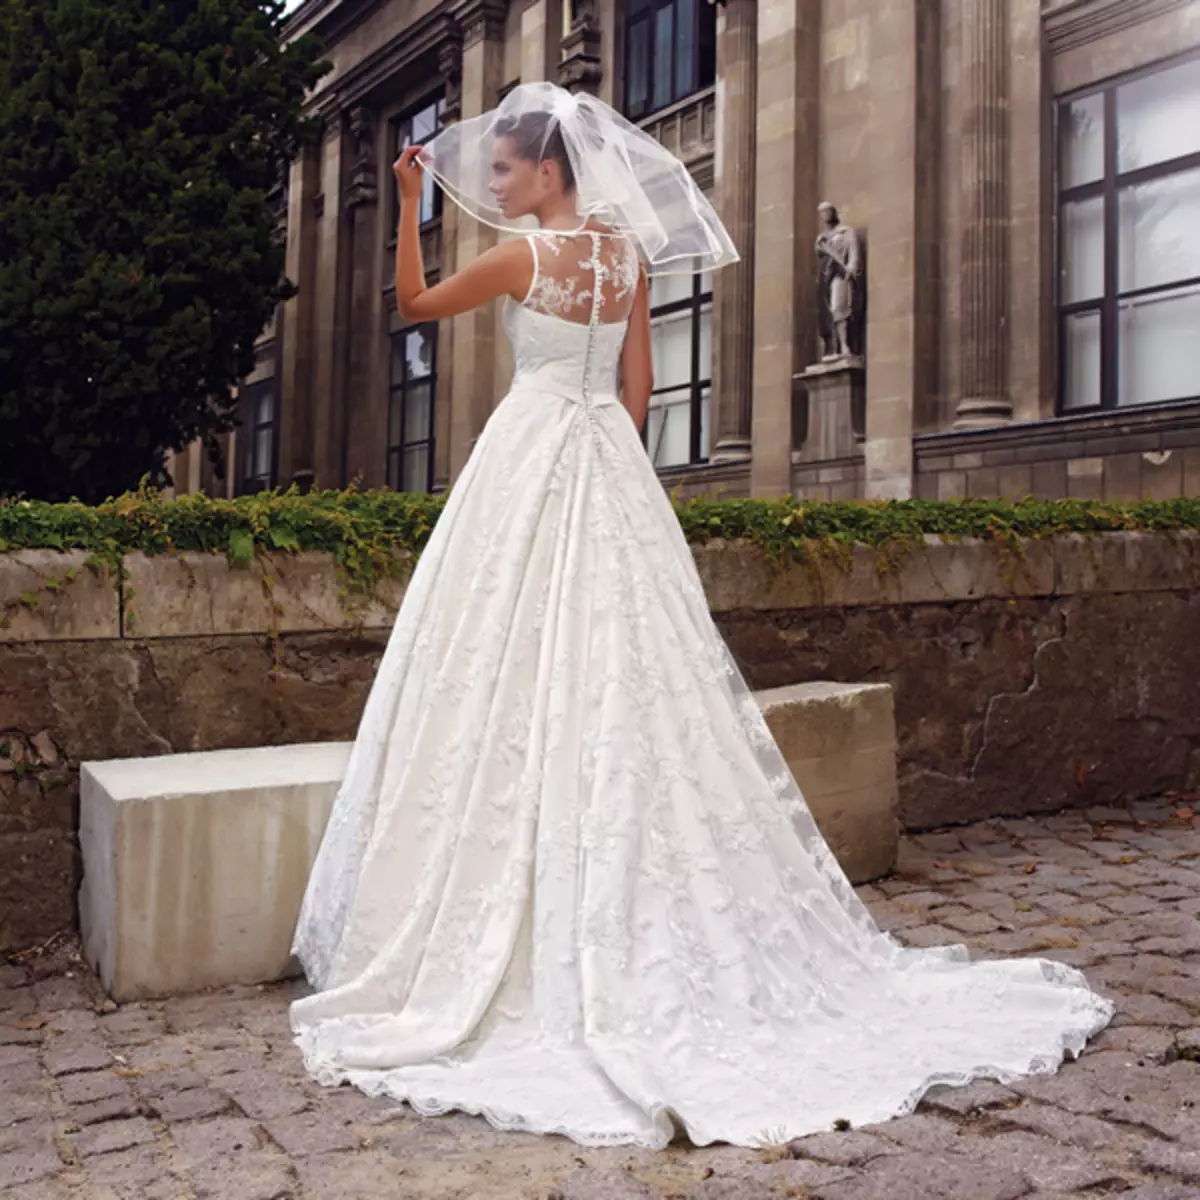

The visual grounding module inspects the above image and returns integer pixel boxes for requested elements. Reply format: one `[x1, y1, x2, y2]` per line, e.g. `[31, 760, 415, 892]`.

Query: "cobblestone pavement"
[2, 799, 1199, 1200]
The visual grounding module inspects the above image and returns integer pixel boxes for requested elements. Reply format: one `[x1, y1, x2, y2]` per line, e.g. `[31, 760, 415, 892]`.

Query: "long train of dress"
[289, 232, 1113, 1148]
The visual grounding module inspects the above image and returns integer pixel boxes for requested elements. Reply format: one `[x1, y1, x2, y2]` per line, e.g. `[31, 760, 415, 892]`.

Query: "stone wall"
[914, 401, 1200, 503]
[3, 531, 1199, 952]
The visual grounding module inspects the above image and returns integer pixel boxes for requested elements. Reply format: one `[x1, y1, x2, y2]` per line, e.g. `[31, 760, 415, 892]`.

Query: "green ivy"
[3, 489, 1199, 619]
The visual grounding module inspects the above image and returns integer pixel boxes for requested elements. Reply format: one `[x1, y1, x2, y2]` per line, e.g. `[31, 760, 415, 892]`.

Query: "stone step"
[79, 682, 899, 1000]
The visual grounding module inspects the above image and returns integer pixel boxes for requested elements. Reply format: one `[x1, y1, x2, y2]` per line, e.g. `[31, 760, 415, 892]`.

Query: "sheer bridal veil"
[418, 81, 738, 277]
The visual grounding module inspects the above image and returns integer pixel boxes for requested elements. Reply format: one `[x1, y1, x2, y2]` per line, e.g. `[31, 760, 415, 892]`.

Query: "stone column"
[522, 0, 563, 83]
[711, 0, 757, 464]
[1008, 0, 1051, 422]
[276, 146, 319, 491]
[955, 0, 1011, 429]
[750, 0, 820, 499]
[432, 35, 463, 493]
[312, 113, 348, 488]
[861, 0, 940, 499]
[448, 1, 506, 479]
[343, 106, 384, 488]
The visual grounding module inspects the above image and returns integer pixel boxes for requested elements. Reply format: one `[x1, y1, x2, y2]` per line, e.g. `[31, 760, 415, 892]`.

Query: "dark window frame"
[387, 323, 438, 494]
[624, 0, 716, 122]
[1057, 51, 1200, 413]
[390, 94, 445, 233]
[644, 274, 712, 469]
[236, 379, 277, 496]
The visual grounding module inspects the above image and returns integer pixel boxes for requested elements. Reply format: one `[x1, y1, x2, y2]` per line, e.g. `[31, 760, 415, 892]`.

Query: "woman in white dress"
[290, 82, 1112, 1150]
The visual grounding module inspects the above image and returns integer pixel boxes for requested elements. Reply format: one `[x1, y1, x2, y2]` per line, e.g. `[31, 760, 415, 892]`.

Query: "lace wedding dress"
[290, 231, 1113, 1149]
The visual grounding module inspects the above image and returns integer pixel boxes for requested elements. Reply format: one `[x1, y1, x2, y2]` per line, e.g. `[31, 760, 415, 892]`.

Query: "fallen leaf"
[11, 1015, 47, 1031]
[934, 860, 954, 870]
[1023, 863, 1037, 874]
[1075, 763, 1090, 788]
[1173, 806, 1194, 821]
[1015, 903, 1032, 912]
[1119, 855, 1139, 865]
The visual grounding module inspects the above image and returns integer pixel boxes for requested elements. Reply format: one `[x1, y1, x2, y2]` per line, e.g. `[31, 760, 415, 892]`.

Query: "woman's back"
[504, 231, 640, 408]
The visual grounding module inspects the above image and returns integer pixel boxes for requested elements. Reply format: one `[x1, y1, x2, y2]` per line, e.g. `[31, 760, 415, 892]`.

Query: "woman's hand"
[394, 146, 425, 204]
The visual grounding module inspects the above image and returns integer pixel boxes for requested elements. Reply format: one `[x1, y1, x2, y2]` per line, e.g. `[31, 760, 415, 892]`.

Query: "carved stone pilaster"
[558, 0, 602, 96]
[956, 0, 1012, 429]
[456, 0, 506, 49]
[345, 107, 377, 208]
[438, 34, 464, 123]
[712, 0, 757, 462]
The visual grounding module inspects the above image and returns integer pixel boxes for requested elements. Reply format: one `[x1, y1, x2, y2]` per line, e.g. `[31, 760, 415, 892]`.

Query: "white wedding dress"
[290, 231, 1113, 1149]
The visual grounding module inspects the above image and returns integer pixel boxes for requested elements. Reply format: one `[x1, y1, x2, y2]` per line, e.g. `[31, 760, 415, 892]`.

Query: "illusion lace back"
[290, 230, 1113, 1149]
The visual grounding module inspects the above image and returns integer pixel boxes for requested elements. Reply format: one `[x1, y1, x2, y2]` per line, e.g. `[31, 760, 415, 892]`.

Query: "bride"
[289, 81, 1112, 1149]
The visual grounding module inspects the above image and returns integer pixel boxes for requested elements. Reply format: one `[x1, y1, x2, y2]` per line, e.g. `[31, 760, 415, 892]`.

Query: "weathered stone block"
[79, 743, 351, 1000]
[758, 682, 900, 883]
[0, 552, 119, 643]
[123, 551, 408, 639]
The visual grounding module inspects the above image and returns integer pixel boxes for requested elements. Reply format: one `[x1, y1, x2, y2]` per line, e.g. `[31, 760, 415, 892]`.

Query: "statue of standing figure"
[815, 202, 865, 361]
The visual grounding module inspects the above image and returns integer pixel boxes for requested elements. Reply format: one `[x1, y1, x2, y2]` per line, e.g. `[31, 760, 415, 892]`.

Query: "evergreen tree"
[0, 0, 328, 502]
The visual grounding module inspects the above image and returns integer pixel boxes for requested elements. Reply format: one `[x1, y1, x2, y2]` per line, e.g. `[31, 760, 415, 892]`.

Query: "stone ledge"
[0, 552, 120, 644]
[697, 531, 1200, 614]
[122, 551, 409, 639]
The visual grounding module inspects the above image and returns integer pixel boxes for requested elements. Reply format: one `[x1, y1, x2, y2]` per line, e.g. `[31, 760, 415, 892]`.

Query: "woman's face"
[489, 137, 548, 219]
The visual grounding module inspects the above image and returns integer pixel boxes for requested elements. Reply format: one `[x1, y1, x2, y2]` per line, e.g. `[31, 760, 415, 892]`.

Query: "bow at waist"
[509, 367, 621, 408]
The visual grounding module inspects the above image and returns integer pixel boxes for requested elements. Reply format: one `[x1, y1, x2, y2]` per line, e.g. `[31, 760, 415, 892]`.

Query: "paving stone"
[0, 1043, 41, 1073]
[995, 1102, 1116, 1149]
[170, 1116, 265, 1163]
[84, 1145, 176, 1196]
[217, 1068, 310, 1120]
[124, 1038, 193, 1072]
[1136, 1141, 1200, 1183]
[71, 1093, 143, 1127]
[815, 1151, 1027, 1200]
[292, 1148, 423, 1200]
[45, 1009, 98, 1036]
[972, 1131, 1125, 1192]
[188, 1153, 297, 1200]
[681, 1158, 854, 1199]
[262, 1110, 362, 1157]
[0, 1121, 55, 1158]
[133, 1066, 208, 1097]
[149, 1086, 234, 1123]
[44, 1039, 112, 1076]
[1118, 1185, 1200, 1200]
[58, 1070, 132, 1105]
[0, 1146, 64, 1192]
[0, 1024, 44, 1047]
[0, 1081, 52, 1127]
[1111, 992, 1194, 1027]
[918, 1079, 1017, 1116]
[552, 1167, 665, 1200]
[69, 1116, 157, 1158]
[0, 1180, 78, 1200]
[1092, 1024, 1178, 1061]
[30, 977, 92, 1013]
[862, 1114, 967, 1155]
[97, 1007, 167, 1047]
[789, 1130, 900, 1167]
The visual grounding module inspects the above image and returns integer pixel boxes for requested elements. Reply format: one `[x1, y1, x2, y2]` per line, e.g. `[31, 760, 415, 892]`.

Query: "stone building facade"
[172, 0, 1200, 504]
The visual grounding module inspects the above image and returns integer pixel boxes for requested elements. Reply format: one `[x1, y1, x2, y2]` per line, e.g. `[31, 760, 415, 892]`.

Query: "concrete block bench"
[79, 682, 899, 1000]
[80, 743, 351, 1002]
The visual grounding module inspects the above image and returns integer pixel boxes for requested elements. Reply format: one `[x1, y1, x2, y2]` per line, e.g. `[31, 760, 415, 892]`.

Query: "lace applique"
[529, 273, 593, 318]
[523, 232, 638, 325]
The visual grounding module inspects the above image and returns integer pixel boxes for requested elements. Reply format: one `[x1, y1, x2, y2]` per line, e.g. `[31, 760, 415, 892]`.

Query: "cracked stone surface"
[1, 800, 1198, 1199]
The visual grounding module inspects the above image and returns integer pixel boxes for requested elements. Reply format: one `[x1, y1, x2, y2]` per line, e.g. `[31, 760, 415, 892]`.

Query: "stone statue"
[815, 202, 865, 361]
